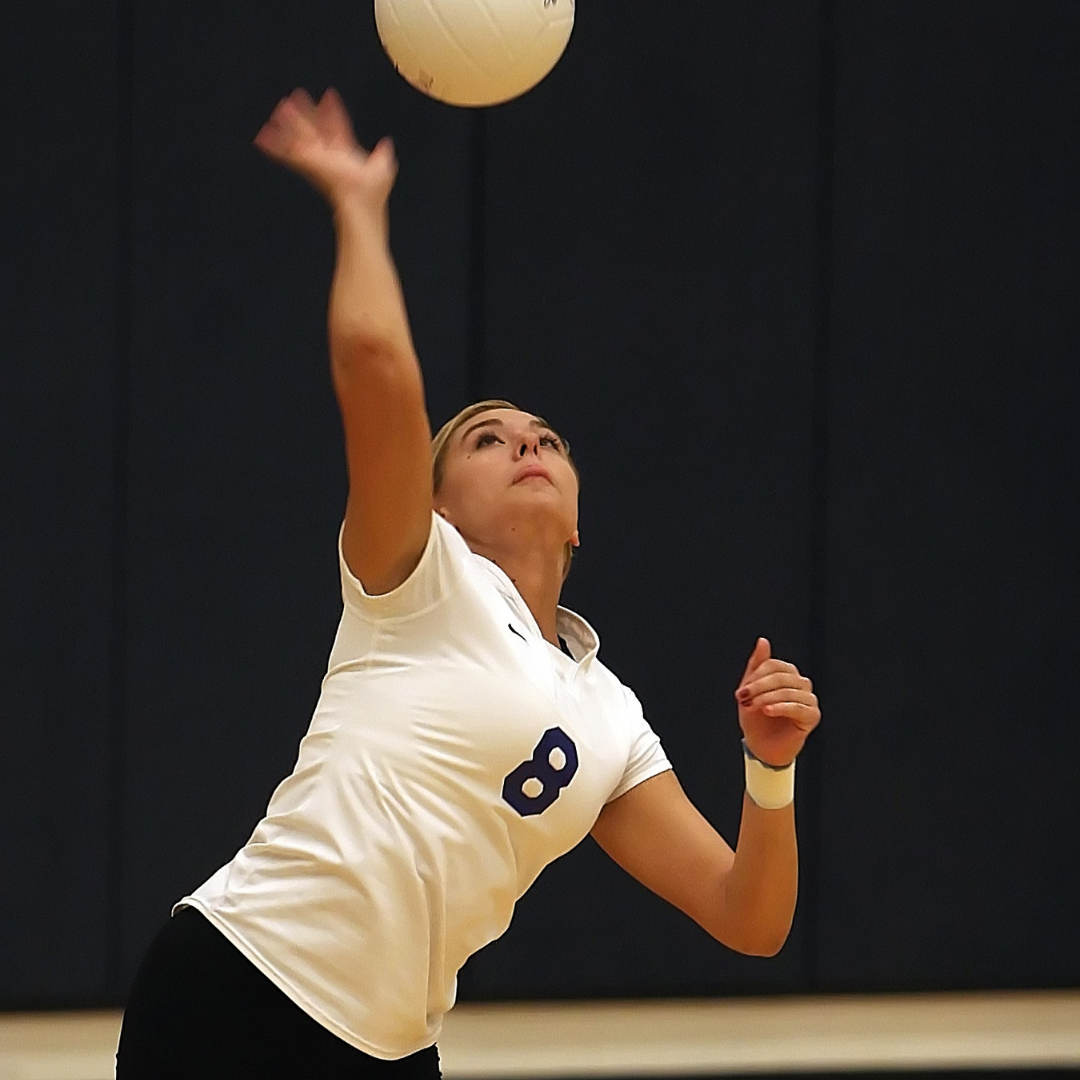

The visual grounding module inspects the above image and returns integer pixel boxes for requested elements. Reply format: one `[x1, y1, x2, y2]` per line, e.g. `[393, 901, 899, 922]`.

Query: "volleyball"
[374, 0, 575, 107]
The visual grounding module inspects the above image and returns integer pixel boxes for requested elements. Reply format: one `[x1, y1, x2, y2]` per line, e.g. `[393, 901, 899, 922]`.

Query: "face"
[435, 409, 580, 557]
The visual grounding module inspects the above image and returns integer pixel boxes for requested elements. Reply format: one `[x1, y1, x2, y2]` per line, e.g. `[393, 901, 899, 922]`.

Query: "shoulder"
[338, 511, 477, 620]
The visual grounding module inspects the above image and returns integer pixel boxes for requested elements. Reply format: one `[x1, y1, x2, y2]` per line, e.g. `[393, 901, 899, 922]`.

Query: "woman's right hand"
[254, 88, 397, 211]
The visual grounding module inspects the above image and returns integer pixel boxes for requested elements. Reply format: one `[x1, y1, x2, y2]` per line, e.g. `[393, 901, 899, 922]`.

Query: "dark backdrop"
[2, 0, 1077, 1008]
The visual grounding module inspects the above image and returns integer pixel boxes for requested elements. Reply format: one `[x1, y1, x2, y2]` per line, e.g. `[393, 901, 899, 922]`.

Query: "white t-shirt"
[177, 513, 670, 1059]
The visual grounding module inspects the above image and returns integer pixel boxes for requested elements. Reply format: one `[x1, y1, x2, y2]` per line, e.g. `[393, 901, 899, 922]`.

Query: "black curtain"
[2, 0, 1077, 1007]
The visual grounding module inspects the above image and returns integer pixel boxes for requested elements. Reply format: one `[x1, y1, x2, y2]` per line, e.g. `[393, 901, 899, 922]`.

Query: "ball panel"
[374, 0, 575, 107]
[421, 0, 498, 74]
[374, 0, 436, 96]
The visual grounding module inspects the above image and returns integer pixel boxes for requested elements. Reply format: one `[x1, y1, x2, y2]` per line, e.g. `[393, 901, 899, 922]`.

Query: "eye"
[540, 433, 563, 451]
[475, 431, 503, 448]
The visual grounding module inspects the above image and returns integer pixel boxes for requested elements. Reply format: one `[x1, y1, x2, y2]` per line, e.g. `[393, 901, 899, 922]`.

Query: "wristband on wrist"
[742, 738, 795, 809]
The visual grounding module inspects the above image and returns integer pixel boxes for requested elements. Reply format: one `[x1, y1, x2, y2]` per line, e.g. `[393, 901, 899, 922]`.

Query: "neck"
[468, 536, 565, 645]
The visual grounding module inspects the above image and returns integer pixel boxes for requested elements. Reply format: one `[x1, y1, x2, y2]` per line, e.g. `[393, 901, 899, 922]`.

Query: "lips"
[513, 464, 552, 484]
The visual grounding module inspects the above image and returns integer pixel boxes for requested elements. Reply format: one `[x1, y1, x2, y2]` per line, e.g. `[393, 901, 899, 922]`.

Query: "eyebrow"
[459, 416, 552, 443]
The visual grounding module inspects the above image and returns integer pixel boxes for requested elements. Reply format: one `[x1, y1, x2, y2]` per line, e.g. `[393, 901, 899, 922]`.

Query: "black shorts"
[116, 906, 442, 1079]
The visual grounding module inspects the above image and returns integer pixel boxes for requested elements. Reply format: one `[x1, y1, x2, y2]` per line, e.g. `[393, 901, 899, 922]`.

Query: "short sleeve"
[606, 686, 672, 803]
[338, 512, 470, 621]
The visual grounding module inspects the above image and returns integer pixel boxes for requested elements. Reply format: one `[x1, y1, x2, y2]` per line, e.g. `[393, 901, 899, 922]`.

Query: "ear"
[570, 529, 580, 548]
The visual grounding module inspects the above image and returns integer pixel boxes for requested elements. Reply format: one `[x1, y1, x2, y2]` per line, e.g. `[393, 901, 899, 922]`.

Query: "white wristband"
[742, 739, 795, 809]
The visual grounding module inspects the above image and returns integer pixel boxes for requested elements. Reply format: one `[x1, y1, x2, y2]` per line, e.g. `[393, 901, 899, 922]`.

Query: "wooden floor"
[1, 991, 1078, 1079]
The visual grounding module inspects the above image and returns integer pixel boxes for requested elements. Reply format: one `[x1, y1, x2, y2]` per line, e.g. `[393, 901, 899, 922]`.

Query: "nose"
[515, 432, 540, 458]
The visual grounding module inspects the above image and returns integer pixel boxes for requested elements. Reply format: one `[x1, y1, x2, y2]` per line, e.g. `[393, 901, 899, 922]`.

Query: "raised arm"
[255, 88, 432, 594]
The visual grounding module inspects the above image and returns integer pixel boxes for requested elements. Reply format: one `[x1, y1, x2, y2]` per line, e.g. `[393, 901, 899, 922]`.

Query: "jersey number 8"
[502, 727, 579, 817]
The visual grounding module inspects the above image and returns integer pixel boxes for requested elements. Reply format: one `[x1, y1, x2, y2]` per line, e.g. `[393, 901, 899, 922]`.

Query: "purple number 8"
[502, 727, 579, 816]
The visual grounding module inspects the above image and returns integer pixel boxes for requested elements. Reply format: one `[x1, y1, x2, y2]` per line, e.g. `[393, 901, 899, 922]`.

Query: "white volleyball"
[374, 0, 575, 108]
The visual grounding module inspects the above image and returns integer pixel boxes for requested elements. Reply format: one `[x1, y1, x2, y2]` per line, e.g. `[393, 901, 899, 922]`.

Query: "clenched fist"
[735, 638, 820, 768]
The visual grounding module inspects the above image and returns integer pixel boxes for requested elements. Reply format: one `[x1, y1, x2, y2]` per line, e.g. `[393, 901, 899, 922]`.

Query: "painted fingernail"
[737, 689, 751, 703]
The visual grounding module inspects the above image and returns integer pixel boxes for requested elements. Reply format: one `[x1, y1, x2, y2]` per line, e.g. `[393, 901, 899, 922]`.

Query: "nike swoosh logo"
[508, 623, 527, 642]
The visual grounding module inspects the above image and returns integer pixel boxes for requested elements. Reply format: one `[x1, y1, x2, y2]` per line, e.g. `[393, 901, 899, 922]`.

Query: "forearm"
[719, 794, 798, 956]
[592, 641, 816, 960]
[328, 194, 419, 384]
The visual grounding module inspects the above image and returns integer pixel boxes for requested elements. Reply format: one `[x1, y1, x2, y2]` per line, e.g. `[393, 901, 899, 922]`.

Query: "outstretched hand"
[254, 87, 397, 209]
[735, 638, 820, 767]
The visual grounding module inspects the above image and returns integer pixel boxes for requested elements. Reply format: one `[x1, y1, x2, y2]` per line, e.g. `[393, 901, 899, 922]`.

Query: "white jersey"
[177, 512, 670, 1059]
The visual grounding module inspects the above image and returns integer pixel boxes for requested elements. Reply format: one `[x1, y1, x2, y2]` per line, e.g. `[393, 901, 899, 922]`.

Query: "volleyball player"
[115, 88, 821, 1079]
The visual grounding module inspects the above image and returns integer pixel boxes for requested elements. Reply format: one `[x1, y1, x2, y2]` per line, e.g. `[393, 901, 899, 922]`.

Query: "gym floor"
[1, 989, 1078, 1079]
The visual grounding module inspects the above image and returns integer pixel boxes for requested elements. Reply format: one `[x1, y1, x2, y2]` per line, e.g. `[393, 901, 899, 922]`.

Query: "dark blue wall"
[2, 0, 1077, 1007]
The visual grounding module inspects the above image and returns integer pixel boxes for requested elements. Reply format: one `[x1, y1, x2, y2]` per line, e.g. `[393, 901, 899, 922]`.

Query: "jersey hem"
[172, 899, 442, 1061]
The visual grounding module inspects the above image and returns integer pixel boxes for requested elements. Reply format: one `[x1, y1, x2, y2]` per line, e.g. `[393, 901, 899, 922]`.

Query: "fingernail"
[737, 689, 751, 703]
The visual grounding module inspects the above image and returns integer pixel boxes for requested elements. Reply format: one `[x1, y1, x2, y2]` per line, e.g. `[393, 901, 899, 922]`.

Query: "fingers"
[254, 88, 354, 161]
[739, 637, 771, 685]
[737, 663, 807, 699]
[314, 86, 358, 148]
[253, 87, 397, 207]
[253, 119, 295, 161]
[746, 685, 816, 706]
[254, 92, 317, 160]
[736, 659, 819, 725]
[276, 88, 319, 134]
[751, 692, 819, 728]
[739, 667, 811, 699]
[756, 700, 821, 731]
[736, 657, 818, 724]
[370, 135, 398, 177]
[289, 86, 317, 112]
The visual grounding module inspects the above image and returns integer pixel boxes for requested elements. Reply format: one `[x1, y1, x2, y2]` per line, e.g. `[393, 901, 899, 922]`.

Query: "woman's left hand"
[734, 638, 820, 767]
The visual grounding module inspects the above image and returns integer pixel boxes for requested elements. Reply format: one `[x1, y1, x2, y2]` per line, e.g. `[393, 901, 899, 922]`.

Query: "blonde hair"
[431, 399, 577, 580]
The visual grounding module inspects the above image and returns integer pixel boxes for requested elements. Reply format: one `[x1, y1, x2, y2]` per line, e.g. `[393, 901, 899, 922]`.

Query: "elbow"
[330, 333, 421, 395]
[711, 919, 792, 958]
[331, 327, 400, 371]
[710, 877, 797, 957]
[739, 931, 789, 958]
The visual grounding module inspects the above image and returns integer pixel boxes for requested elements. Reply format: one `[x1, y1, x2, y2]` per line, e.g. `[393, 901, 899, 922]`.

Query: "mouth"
[513, 464, 553, 484]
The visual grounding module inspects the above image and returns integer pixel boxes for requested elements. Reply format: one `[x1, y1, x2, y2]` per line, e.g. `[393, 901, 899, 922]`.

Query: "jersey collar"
[471, 553, 600, 667]
[554, 607, 599, 665]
